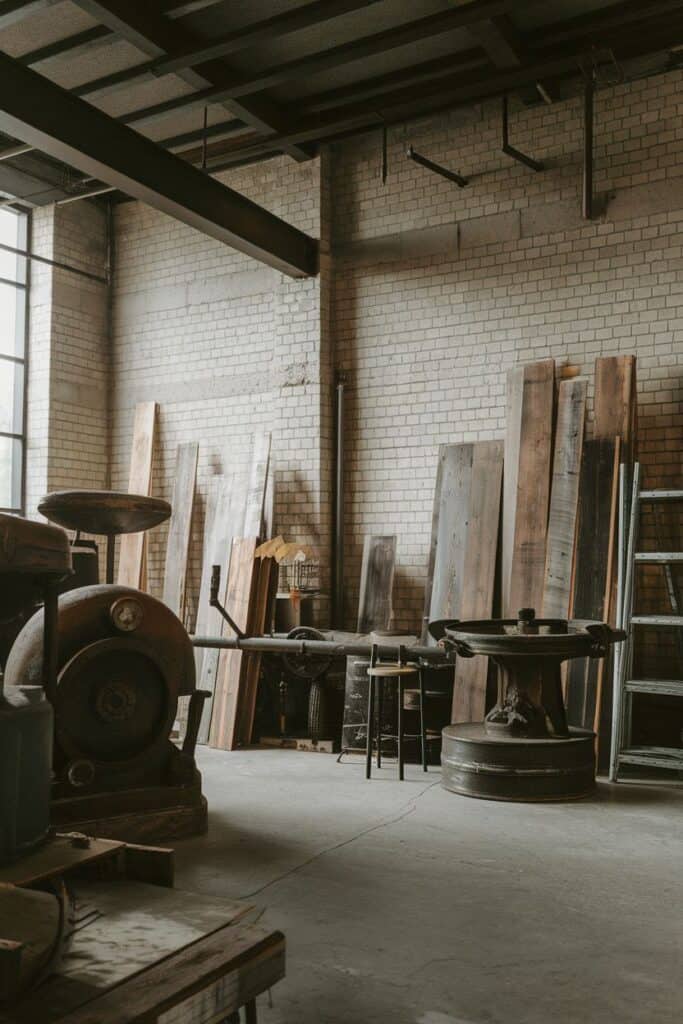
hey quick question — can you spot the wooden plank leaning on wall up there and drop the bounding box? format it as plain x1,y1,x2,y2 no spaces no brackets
117,401,158,589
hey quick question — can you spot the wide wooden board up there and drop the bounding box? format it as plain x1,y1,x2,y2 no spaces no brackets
357,535,396,634
566,439,620,746
208,537,259,751
542,378,587,618
504,360,555,617
594,354,636,463
422,444,473,642
162,442,198,620
244,432,271,536
117,402,157,589
452,441,504,723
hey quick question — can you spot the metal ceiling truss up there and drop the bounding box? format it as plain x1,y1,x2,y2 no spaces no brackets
0,50,318,277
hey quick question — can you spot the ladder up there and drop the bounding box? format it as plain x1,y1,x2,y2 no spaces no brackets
609,463,683,781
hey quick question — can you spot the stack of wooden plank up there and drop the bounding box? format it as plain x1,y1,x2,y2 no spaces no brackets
423,354,637,764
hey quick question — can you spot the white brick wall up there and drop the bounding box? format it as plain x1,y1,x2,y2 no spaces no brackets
28,67,681,639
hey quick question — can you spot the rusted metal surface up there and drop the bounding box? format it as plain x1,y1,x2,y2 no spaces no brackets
436,608,624,801
38,490,171,536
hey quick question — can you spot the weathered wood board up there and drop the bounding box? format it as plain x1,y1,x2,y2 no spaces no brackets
566,438,620,746
244,432,271,536
504,359,555,617
237,554,279,746
542,378,587,618
422,445,473,642
208,537,259,751
453,441,504,723
162,442,198,620
594,354,637,464
117,401,157,589
357,535,396,634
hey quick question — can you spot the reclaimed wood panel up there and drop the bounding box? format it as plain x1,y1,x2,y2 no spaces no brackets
542,379,587,618
422,444,472,642
566,438,620,744
504,359,555,617
357,535,396,634
244,432,271,536
452,440,504,723
237,554,279,746
162,442,198,620
117,402,157,589
594,354,637,463
209,537,259,751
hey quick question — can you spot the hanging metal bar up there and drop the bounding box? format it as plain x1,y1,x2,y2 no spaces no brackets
380,121,387,184
501,94,544,171
333,377,346,628
582,68,594,219
406,145,467,187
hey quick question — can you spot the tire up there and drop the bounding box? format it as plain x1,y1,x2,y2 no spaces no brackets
308,680,330,742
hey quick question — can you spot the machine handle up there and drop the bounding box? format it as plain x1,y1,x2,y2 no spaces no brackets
209,565,245,639
182,690,211,758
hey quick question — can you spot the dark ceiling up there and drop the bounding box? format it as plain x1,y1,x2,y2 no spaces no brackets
1,0,682,211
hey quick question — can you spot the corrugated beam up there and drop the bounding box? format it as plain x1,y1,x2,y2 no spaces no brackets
70,0,313,161
0,51,318,277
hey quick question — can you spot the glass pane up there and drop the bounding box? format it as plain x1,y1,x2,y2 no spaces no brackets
0,435,22,510
0,280,25,359
0,358,24,433
0,210,26,284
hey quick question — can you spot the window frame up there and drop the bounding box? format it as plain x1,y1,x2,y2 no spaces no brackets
0,207,30,515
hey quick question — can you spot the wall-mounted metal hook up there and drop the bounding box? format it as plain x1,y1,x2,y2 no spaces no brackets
502,95,544,172
406,145,468,187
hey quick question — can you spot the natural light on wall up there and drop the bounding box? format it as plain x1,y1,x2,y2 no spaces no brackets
0,208,28,514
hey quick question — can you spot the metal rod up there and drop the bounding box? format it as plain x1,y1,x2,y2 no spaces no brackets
0,142,33,161
406,145,468,187
191,633,453,664
501,93,544,171
333,377,346,628
210,564,245,638
55,185,116,206
380,121,387,184
583,69,594,219
0,240,108,284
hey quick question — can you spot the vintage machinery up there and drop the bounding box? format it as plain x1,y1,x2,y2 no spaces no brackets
433,609,625,801
2,492,208,841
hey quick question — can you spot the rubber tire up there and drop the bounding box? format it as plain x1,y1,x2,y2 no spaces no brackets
308,680,330,742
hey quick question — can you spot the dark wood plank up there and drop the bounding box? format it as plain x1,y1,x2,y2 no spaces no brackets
237,554,278,745
542,378,587,618
594,354,637,464
566,438,620,737
505,359,555,617
357,535,396,634
452,440,503,722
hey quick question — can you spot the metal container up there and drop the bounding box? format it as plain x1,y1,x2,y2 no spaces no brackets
0,684,53,865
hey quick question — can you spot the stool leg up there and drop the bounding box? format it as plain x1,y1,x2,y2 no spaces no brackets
418,668,428,771
245,1000,258,1023
376,676,383,768
398,677,405,781
366,672,375,780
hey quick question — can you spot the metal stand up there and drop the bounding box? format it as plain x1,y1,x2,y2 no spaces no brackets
365,644,427,781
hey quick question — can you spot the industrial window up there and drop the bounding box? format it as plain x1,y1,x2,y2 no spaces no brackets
0,208,29,514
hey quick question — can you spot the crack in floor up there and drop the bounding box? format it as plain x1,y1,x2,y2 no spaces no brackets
238,778,440,901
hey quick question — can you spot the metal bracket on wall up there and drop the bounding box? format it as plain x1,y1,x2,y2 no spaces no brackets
502,94,544,172
380,121,388,184
582,62,595,220
406,145,468,187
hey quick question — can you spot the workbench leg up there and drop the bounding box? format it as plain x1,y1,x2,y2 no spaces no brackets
365,671,375,779
398,678,405,781
376,677,383,768
245,998,258,1023
419,667,428,772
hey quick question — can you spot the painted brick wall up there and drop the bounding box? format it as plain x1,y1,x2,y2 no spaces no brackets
331,71,683,635
109,157,331,630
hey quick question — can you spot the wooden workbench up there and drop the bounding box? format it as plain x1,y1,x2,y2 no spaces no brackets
0,836,285,1024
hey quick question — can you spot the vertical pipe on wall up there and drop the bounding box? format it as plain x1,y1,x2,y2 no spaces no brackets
333,376,346,628
582,71,594,220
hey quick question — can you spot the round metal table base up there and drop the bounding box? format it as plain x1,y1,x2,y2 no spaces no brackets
441,722,596,802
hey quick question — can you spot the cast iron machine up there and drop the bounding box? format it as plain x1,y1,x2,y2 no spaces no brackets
432,609,625,801
2,491,209,841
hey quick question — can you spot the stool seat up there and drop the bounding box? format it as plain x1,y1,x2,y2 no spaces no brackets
39,490,171,536
367,664,418,677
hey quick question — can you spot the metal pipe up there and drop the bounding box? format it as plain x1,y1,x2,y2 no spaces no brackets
406,145,468,187
191,633,452,664
0,240,108,284
0,143,33,161
582,70,594,219
333,377,346,628
501,94,544,172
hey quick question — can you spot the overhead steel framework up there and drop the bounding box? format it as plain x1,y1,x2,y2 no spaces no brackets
0,51,318,277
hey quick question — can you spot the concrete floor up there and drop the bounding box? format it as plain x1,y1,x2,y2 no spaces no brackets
175,749,682,1024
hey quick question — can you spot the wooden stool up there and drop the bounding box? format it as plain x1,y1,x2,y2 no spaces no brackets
365,644,427,780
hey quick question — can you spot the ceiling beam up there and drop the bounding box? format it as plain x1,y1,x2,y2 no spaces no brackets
468,14,546,103
70,0,313,161
0,50,318,276
189,9,683,169
100,0,515,130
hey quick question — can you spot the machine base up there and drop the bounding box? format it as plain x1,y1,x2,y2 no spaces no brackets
441,722,596,802
51,782,208,843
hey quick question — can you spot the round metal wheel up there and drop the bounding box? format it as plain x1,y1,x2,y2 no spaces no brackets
282,626,333,682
